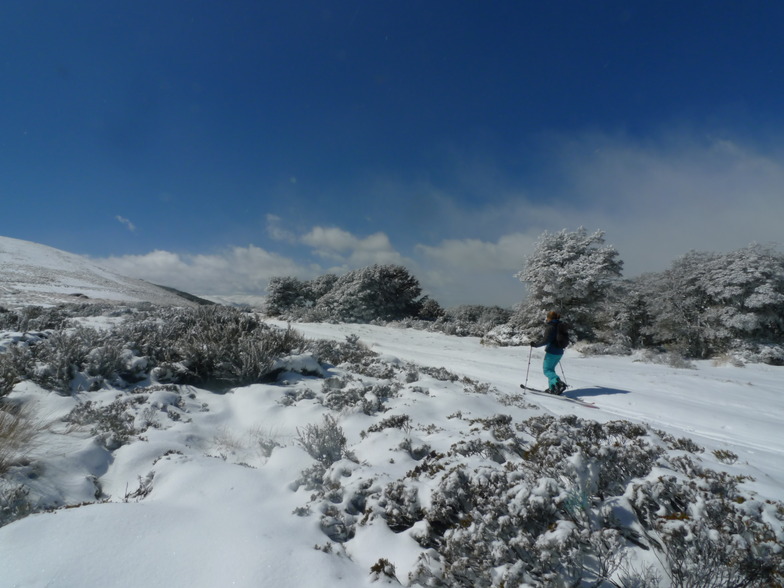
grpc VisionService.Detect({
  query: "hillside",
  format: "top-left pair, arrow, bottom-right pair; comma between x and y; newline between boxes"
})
0,236 -> 206,308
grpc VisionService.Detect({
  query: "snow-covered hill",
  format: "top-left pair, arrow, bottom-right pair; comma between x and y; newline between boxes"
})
0,236 -> 204,308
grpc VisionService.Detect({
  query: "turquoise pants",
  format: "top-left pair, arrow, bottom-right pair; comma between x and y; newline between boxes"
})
543,353 -> 563,388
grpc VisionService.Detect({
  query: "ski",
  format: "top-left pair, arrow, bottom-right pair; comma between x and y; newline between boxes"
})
520,385 -> 598,408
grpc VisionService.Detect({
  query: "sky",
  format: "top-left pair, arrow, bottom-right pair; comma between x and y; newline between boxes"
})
2,1 -> 784,308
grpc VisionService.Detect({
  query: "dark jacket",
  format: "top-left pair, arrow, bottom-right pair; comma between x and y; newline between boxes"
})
532,319 -> 565,356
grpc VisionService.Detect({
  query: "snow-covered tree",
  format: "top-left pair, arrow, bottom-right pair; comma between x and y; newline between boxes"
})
315,264 -> 424,323
637,244 -> 784,358
265,276 -> 309,317
515,228 -> 624,339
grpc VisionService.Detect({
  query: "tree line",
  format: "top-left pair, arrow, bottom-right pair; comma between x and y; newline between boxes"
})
264,228 -> 784,364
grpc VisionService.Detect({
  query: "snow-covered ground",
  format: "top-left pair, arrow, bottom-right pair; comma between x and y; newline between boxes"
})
0,319 -> 781,587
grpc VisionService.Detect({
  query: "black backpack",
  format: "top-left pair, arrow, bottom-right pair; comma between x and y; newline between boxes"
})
555,322 -> 570,348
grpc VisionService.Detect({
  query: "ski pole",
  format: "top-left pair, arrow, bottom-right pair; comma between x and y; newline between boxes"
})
524,345 -> 533,389
559,360 -> 567,385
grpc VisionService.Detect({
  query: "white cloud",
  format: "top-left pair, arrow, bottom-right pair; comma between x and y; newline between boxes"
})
536,130 -> 784,276
408,129 -> 784,284
97,130 -> 784,310
96,245 -> 310,296
413,233 -> 537,308
301,226 -> 406,267
265,214 -> 297,244
115,216 -> 136,232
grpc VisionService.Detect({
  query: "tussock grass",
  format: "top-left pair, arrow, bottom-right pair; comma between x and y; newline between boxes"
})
0,404 -> 40,474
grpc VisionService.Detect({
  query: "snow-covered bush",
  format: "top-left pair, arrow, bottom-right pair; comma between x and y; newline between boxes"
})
628,464 -> 784,587
264,276 -> 312,317
0,306 -> 310,392
306,334 -> 377,367
0,345 -> 32,398
0,483 -> 32,528
296,415 -> 350,466
416,304 -> 512,338
321,377 -> 400,415
266,265 -> 427,323
65,388 -> 187,450
355,413 -> 784,586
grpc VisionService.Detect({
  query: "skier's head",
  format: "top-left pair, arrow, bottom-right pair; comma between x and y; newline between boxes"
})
546,311 -> 560,321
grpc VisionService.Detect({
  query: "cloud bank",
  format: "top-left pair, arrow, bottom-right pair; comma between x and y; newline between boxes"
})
95,130 -> 784,309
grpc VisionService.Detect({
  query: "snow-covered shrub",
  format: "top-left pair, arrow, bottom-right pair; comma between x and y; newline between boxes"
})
742,342 -> 784,366
307,334 -> 378,366
416,304 -> 512,338
0,345 -> 32,398
64,390 -> 185,450
0,305 -> 71,332
575,340 -> 633,356
32,328 -> 106,393
369,558 -> 398,583
364,414 -> 411,436
631,349 -> 696,369
393,416 -> 673,585
123,472 -> 155,502
417,296 -> 444,321
3,306 -> 307,393
109,306 -> 307,387
381,480 -> 424,532
460,376 -> 495,395
418,366 -> 459,382
628,465 -> 784,587
0,483 -> 32,528
322,379 -> 399,415
480,323 -> 527,347
296,415 -> 349,466
65,397 -> 145,449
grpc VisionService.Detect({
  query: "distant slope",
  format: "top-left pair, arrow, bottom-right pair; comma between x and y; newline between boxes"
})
0,236 -> 205,308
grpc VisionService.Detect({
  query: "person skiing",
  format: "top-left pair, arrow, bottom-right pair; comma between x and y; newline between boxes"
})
530,311 -> 568,395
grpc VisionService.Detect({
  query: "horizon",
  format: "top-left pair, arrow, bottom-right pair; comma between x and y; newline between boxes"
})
2,2 -> 784,307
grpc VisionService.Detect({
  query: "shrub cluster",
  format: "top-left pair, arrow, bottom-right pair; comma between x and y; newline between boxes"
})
266,264 -> 431,323
1,305 -> 307,396
299,411 -> 783,587
64,386 -> 187,449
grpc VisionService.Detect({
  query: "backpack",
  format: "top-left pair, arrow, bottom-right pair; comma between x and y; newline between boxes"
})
555,322 -> 570,348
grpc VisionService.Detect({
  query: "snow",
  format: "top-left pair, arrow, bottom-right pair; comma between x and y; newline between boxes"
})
0,236 -> 782,587
0,319 -> 781,587
0,236 -> 199,308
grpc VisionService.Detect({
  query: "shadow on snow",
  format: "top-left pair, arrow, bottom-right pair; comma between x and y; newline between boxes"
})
566,386 -> 630,399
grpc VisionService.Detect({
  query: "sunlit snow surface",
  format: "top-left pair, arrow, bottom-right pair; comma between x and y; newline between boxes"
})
0,237 -> 782,587
0,236 -> 197,308
1,321 -> 781,587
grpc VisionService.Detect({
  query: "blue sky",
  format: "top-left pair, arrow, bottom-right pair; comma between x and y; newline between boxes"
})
3,1 -> 784,307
